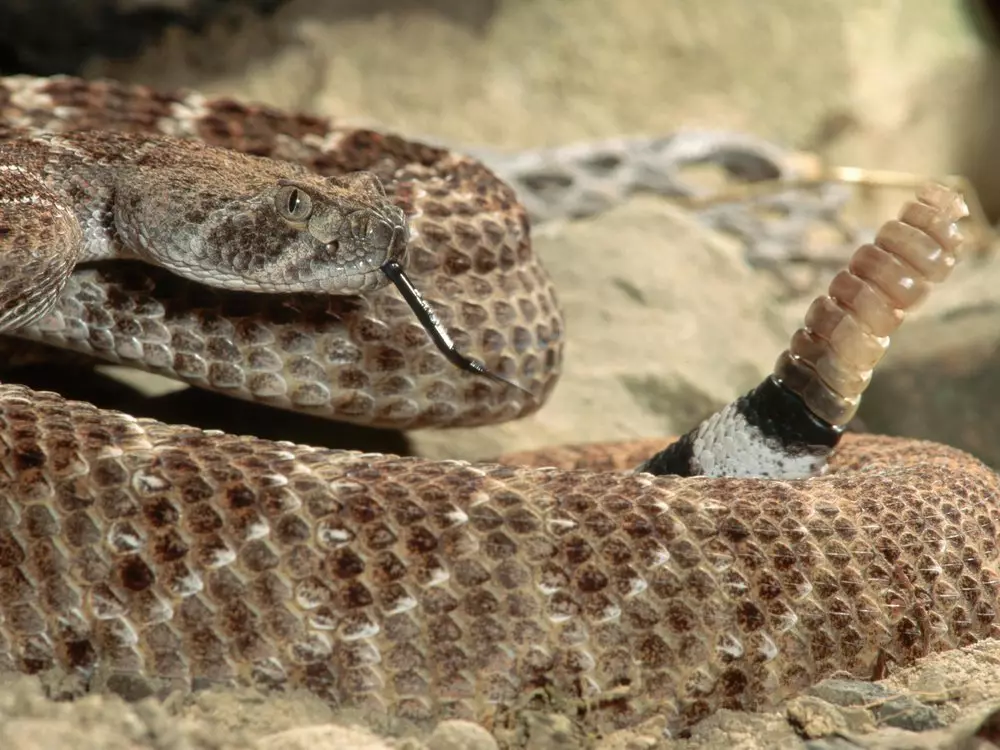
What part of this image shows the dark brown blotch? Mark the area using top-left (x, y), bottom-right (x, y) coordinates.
top-left (117, 555), bottom-right (155, 591)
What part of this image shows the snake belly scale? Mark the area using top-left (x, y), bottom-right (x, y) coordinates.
top-left (0, 75), bottom-right (998, 741)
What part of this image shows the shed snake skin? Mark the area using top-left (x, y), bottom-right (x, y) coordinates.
top-left (0, 75), bottom-right (999, 742)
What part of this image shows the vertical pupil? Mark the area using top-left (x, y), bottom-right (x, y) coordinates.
top-left (287, 190), bottom-right (300, 215)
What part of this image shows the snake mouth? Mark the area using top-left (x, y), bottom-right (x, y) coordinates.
top-left (326, 221), bottom-right (408, 280)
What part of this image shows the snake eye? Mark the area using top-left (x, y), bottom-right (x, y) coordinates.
top-left (275, 185), bottom-right (313, 222)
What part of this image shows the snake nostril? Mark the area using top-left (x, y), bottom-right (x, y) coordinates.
top-left (389, 225), bottom-right (408, 256)
top-left (369, 219), bottom-right (399, 254)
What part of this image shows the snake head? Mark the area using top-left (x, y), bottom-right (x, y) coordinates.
top-left (116, 154), bottom-right (410, 295)
top-left (254, 171), bottom-right (411, 293)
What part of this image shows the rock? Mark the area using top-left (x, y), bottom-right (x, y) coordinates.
top-left (426, 720), bottom-right (499, 750)
top-left (660, 708), bottom-right (804, 749)
top-left (176, 687), bottom-right (335, 740)
top-left (78, 0), bottom-right (974, 165)
top-left (0, 674), bottom-right (255, 749)
top-left (805, 679), bottom-right (894, 708)
top-left (785, 695), bottom-right (868, 738)
top-left (650, 640), bottom-right (1000, 748)
top-left (873, 697), bottom-right (948, 732)
top-left (256, 723), bottom-right (395, 750)
top-left (0, 0), bottom-right (288, 76)
top-left (2, 718), bottom-right (110, 750)
top-left (505, 711), bottom-right (581, 749)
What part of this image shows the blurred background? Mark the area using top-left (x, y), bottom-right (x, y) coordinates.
top-left (1, 0), bottom-right (992, 174)
top-left (2, 0), bottom-right (1000, 468)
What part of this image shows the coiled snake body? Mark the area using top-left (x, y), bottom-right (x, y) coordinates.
top-left (0, 75), bottom-right (998, 741)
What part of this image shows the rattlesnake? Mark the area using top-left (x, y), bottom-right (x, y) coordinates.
top-left (0, 75), bottom-right (998, 744)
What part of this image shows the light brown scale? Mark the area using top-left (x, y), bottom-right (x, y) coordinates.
top-left (0, 76), bottom-right (564, 430)
top-left (773, 183), bottom-right (969, 426)
top-left (8, 76), bottom-right (1000, 741)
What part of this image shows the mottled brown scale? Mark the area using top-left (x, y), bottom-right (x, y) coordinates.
top-left (774, 183), bottom-right (968, 426)
top-left (0, 75), bottom-right (563, 429)
top-left (2, 74), bottom-right (1000, 742)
